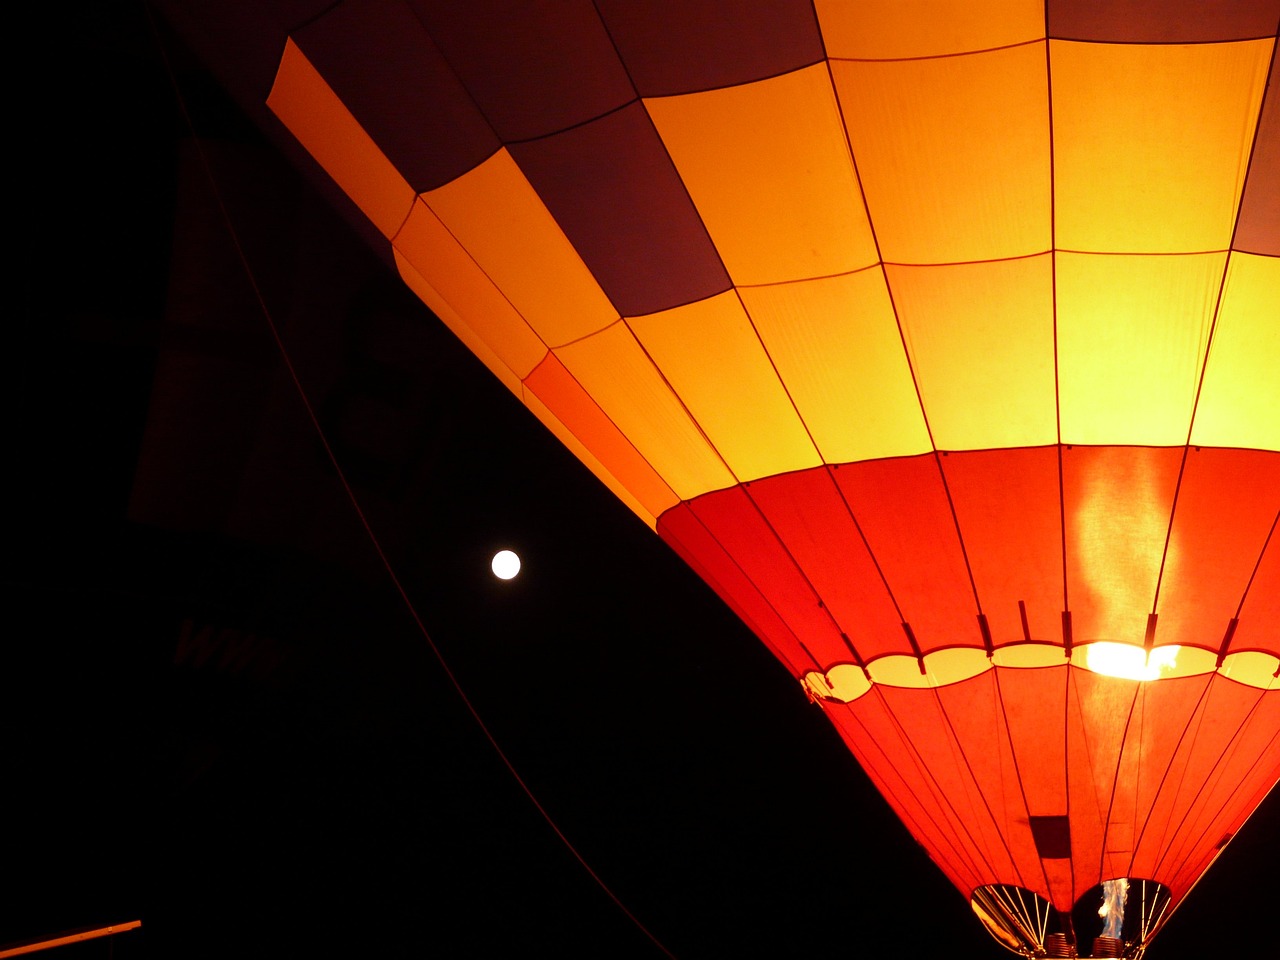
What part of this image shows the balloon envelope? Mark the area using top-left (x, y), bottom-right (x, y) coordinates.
top-left (258, 1), bottom-right (1279, 953)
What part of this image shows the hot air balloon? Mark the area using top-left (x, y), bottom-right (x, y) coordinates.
top-left (170, 1), bottom-right (1280, 956)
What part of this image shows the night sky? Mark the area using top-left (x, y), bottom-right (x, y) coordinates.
top-left (7, 4), bottom-right (1276, 957)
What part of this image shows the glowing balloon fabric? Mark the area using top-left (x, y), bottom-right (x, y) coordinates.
top-left (265, 1), bottom-right (1279, 952)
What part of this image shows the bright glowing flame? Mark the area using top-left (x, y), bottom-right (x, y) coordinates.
top-left (1084, 643), bottom-right (1180, 681)
top-left (490, 549), bottom-right (521, 580)
top-left (1099, 878), bottom-right (1129, 940)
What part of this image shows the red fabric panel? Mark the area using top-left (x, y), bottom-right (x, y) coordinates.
top-left (1157, 447), bottom-right (1280, 654)
top-left (838, 692), bottom-right (988, 895)
top-left (1065, 669), bottom-right (1152, 895)
top-left (687, 486), bottom-right (851, 666)
top-left (596, 0), bottom-right (824, 97)
top-left (876, 686), bottom-right (1023, 886)
top-left (1062, 446), bottom-right (1183, 644)
top-left (827, 714), bottom-right (975, 896)
top-left (293, 0), bottom-right (499, 192)
top-left (1130, 676), bottom-right (1263, 890)
top-left (509, 102), bottom-right (731, 317)
top-left (409, 0), bottom-right (634, 142)
top-left (657, 502), bottom-right (803, 672)
top-left (1048, 0), bottom-right (1280, 42)
top-left (1103, 673), bottom-right (1215, 887)
top-left (747, 468), bottom-right (909, 662)
top-left (1159, 682), bottom-right (1280, 898)
top-left (937, 672), bottom-right (1045, 896)
top-left (941, 447), bottom-right (1064, 645)
top-left (832, 456), bottom-right (981, 654)
top-left (995, 667), bottom-right (1073, 909)
top-left (1236, 40), bottom-right (1280, 256)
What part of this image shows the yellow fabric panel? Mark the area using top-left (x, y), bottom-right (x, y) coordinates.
top-left (392, 199), bottom-right (546, 379)
top-left (393, 250), bottom-right (524, 397)
top-left (267, 39), bottom-right (415, 239)
top-left (555, 323), bottom-right (735, 500)
top-left (519, 388), bottom-right (658, 530)
top-left (816, 0), bottom-right (1044, 58)
top-left (890, 255), bottom-right (1056, 450)
top-left (628, 291), bottom-right (822, 482)
top-left (739, 268), bottom-right (931, 463)
top-left (1057, 252), bottom-right (1225, 446)
top-left (1191, 253), bottom-right (1280, 452)
top-left (423, 150), bottom-right (618, 347)
top-left (1051, 39), bottom-right (1272, 253)
top-left (644, 64), bottom-right (876, 286)
top-left (832, 43), bottom-right (1051, 264)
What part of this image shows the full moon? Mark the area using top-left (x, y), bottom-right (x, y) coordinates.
top-left (490, 549), bottom-right (521, 580)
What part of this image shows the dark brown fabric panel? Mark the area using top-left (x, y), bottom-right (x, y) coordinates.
top-left (509, 102), bottom-right (731, 317)
top-left (1048, 0), bottom-right (1280, 42)
top-left (597, 0), bottom-right (825, 97)
top-left (294, 0), bottom-right (499, 192)
top-left (410, 0), bottom-right (634, 142)
top-left (1236, 41), bottom-right (1280, 255)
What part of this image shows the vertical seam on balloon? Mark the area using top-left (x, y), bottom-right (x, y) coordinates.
top-left (1234, 510), bottom-right (1280, 622)
top-left (1092, 671), bottom-right (1147, 887)
top-left (822, 44), bottom-right (987, 639)
top-left (865, 687), bottom-right (1000, 887)
top-left (1150, 34), bottom-right (1279, 617)
top-left (993, 666), bottom-right (1058, 902)
top-left (1044, 30), bottom-right (1069, 621)
top-left (932, 686), bottom-right (1031, 890)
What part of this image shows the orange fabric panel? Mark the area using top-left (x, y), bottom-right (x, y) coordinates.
top-left (1191, 252), bottom-right (1280, 452)
top-left (1051, 38), bottom-right (1272, 253)
top-left (628, 291), bottom-right (821, 483)
top-left (523, 353), bottom-right (677, 522)
top-left (555, 322), bottom-right (735, 500)
top-left (392, 251), bottom-right (524, 396)
top-left (392, 199), bottom-right (547, 379)
top-left (267, 39), bottom-right (415, 239)
top-left (518, 388), bottom-right (657, 530)
top-left (890, 255), bottom-right (1055, 450)
top-left (816, 0), bottom-right (1044, 58)
top-left (644, 63), bottom-right (877, 285)
top-left (832, 42), bottom-right (1051, 264)
top-left (423, 150), bottom-right (619, 347)
top-left (740, 269), bottom-right (930, 464)
top-left (1057, 252), bottom-right (1225, 446)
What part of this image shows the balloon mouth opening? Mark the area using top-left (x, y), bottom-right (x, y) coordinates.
top-left (971, 879), bottom-right (1170, 958)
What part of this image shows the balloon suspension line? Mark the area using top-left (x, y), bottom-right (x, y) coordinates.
top-left (144, 7), bottom-right (677, 957)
